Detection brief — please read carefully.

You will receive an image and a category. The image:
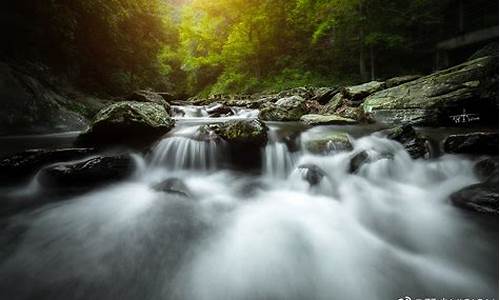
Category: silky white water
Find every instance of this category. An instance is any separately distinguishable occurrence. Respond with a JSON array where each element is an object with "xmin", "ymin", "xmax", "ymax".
[{"xmin": 0, "ymin": 128, "xmax": 497, "ymax": 300}]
